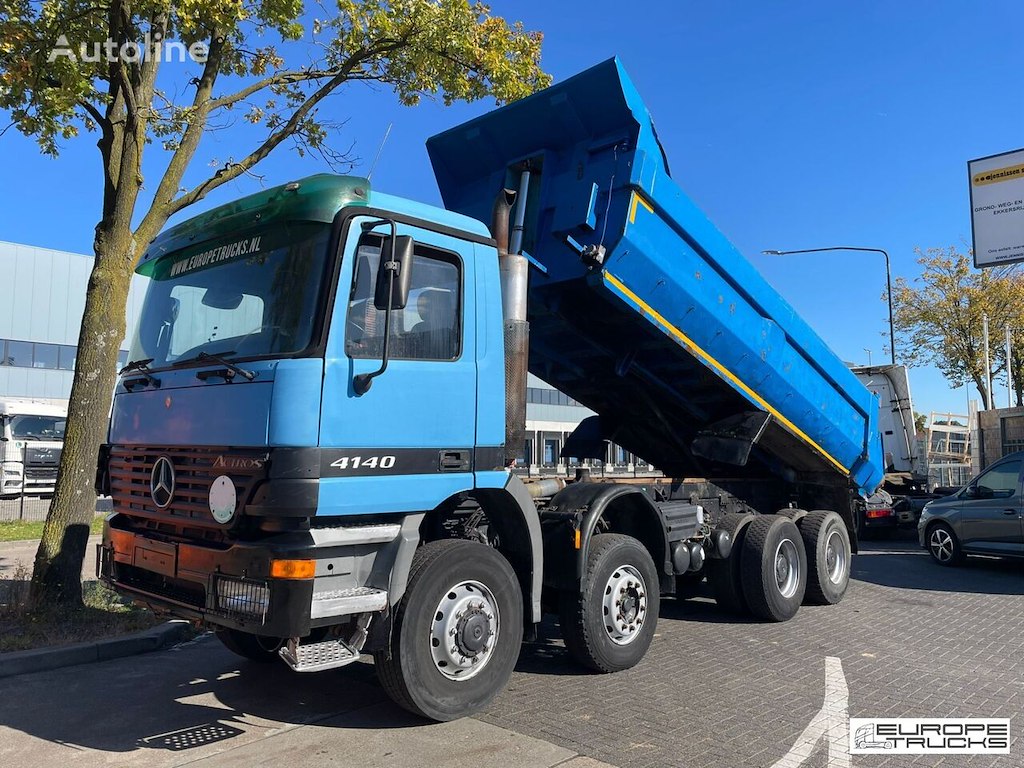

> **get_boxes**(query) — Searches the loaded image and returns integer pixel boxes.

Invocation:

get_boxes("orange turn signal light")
[269,559,316,579]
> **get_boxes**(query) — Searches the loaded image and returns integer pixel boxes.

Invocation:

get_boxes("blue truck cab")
[99,59,882,722]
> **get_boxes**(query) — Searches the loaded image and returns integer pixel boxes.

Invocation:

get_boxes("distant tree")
[0,0,549,609]
[892,247,1024,410]
[913,411,927,435]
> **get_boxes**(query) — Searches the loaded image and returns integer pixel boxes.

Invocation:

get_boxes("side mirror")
[963,484,977,499]
[373,235,414,311]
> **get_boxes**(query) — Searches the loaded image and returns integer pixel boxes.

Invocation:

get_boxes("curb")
[0,619,192,679]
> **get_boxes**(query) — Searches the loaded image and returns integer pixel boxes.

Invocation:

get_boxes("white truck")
[0,399,67,497]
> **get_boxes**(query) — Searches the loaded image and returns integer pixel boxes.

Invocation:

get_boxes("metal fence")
[0,490,55,522]
[0,491,112,523]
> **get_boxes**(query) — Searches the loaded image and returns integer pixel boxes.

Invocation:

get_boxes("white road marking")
[769,656,851,768]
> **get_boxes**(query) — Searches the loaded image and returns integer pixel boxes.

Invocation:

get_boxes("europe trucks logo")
[849,718,1009,754]
[169,236,262,277]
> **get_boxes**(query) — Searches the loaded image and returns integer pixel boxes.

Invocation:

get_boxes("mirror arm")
[354,222,398,395]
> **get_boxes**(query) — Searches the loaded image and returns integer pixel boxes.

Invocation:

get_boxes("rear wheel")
[374,539,523,721]
[216,629,283,662]
[799,511,851,605]
[740,516,807,621]
[926,522,964,566]
[708,513,754,615]
[559,534,660,673]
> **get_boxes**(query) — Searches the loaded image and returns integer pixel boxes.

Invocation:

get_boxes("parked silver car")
[918,452,1024,565]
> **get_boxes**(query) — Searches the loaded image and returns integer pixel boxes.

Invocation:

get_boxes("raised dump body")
[428,58,883,496]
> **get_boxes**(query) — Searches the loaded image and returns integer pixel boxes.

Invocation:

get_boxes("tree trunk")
[30,224,136,609]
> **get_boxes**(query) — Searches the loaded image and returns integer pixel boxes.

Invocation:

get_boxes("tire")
[799,511,851,605]
[559,533,660,673]
[740,516,807,622]
[707,513,754,615]
[215,629,284,662]
[775,508,808,523]
[374,539,523,721]
[926,522,964,566]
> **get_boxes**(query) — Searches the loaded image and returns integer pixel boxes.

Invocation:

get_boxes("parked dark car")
[918,452,1024,565]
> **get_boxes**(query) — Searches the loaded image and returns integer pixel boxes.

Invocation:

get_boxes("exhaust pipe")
[491,188,530,467]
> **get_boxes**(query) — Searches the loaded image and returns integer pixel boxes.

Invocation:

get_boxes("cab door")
[318,215,478,517]
[960,458,1024,556]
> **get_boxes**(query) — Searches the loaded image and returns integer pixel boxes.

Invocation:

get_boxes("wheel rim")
[774,538,801,598]
[429,580,499,681]
[929,527,954,562]
[601,564,648,645]
[824,529,847,585]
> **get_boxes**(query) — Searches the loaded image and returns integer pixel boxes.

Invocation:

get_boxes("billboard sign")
[969,148,1024,268]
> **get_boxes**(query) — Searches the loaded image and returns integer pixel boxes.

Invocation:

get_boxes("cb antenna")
[366,122,393,181]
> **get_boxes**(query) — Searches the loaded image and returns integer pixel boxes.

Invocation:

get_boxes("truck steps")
[280,636,360,672]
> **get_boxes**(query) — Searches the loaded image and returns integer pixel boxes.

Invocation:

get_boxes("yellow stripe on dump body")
[603,271,850,475]
[628,192,655,224]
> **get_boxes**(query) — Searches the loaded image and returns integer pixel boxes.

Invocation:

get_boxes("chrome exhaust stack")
[491,187,530,468]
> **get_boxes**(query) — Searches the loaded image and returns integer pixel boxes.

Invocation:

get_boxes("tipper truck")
[98,59,883,721]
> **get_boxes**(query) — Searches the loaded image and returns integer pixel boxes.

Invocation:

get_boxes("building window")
[58,345,77,371]
[32,343,59,369]
[3,340,33,367]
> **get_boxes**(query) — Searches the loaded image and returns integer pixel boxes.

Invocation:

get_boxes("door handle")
[438,449,470,472]
[1002,509,1018,516]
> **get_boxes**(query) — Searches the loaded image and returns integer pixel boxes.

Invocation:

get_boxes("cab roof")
[136,174,491,275]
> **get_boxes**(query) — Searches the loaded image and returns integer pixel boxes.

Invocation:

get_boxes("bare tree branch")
[164,68,355,217]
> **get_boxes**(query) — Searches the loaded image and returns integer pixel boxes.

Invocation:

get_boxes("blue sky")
[2,0,1022,417]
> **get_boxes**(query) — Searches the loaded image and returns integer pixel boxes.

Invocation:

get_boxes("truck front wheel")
[374,539,523,721]
[559,533,660,673]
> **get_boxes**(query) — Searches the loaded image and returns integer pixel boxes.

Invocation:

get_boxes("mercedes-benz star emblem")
[150,456,175,509]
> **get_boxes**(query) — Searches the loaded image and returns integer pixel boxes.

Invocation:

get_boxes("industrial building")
[0,240,146,402]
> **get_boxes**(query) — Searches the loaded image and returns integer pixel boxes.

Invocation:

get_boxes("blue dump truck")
[98,59,883,721]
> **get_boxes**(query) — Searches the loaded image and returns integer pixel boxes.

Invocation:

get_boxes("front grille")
[24,466,58,480]
[108,446,268,530]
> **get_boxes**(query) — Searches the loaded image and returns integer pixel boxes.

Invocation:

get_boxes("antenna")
[366,122,393,181]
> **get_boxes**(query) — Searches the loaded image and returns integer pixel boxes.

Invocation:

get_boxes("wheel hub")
[773,538,801,598]
[429,580,499,681]
[455,609,489,655]
[601,565,648,646]
[824,529,847,584]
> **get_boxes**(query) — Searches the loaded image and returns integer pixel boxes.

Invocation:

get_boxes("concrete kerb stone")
[0,619,191,679]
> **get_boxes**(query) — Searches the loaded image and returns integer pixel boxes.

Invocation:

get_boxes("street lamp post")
[762,246,895,365]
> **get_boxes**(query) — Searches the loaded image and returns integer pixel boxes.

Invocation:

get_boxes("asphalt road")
[0,532,1020,768]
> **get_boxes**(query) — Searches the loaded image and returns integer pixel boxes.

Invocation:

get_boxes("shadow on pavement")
[852,534,1023,595]
[0,637,427,755]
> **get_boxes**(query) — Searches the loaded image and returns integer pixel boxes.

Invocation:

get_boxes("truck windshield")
[129,223,331,369]
[10,415,66,440]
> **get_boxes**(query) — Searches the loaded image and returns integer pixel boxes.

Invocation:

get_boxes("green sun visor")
[136,174,370,276]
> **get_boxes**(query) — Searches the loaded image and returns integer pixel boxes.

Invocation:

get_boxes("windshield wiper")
[119,357,160,388]
[176,350,255,382]
[119,357,154,375]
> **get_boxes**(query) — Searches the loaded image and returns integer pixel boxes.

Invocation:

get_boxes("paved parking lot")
[482,532,1023,767]
[0,532,1020,767]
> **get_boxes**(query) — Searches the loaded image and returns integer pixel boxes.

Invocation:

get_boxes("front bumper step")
[311,586,388,619]
[281,637,360,672]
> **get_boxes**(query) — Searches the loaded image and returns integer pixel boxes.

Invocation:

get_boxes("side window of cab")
[345,236,461,361]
